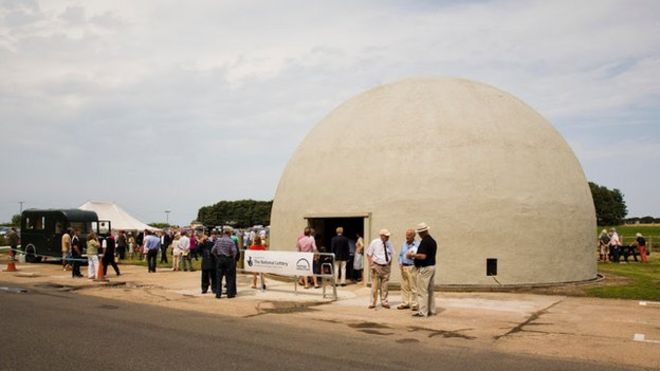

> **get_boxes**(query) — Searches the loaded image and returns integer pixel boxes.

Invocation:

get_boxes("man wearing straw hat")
[408,222,437,317]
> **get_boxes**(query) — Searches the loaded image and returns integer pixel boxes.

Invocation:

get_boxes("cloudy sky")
[1,0,659,226]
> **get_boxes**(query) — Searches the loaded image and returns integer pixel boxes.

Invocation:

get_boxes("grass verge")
[587,253,660,301]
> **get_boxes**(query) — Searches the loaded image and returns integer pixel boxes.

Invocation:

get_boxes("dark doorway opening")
[306,217,365,252]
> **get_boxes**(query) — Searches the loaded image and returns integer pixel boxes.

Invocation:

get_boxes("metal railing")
[293,252,337,300]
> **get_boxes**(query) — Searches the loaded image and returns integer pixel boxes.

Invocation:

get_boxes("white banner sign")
[243,250,314,276]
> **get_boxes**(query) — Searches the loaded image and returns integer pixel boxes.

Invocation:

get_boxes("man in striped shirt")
[212,228,238,299]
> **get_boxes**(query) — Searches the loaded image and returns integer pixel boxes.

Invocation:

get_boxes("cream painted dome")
[270,77,596,286]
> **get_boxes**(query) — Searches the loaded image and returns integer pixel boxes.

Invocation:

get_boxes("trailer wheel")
[25,244,42,263]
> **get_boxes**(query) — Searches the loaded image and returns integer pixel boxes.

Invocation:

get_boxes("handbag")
[353,252,364,270]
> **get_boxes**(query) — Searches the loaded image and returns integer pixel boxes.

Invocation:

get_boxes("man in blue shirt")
[398,228,418,311]
[144,230,161,273]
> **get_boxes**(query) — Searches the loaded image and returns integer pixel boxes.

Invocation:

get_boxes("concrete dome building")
[270,77,596,286]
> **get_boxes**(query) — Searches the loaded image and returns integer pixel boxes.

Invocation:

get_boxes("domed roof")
[271,77,596,285]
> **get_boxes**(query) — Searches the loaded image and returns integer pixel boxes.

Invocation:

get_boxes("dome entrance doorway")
[305,214,369,252]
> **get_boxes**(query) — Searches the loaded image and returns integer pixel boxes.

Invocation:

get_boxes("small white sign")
[243,250,314,276]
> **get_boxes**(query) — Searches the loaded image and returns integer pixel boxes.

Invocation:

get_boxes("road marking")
[639,301,660,306]
[0,286,28,293]
[633,333,660,344]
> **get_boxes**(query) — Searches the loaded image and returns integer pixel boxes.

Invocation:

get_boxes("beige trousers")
[400,265,418,308]
[370,263,390,305]
[416,266,436,316]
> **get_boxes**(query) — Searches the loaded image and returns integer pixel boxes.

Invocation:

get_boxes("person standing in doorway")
[71,228,83,278]
[353,233,364,282]
[398,228,418,311]
[347,237,356,283]
[366,229,394,309]
[144,230,161,273]
[331,227,350,286]
[408,222,437,317]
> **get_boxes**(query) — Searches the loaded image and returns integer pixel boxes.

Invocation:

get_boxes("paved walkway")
[2,260,659,369]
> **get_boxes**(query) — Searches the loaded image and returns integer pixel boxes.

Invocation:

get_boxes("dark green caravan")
[20,209,111,262]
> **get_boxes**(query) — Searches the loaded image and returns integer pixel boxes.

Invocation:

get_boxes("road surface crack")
[494,299,562,340]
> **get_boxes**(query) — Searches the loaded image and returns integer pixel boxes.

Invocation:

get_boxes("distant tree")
[197,200,273,228]
[589,182,628,226]
[624,217,640,224]
[639,216,655,224]
[11,214,21,226]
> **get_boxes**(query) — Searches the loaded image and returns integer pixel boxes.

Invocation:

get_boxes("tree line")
[197,199,273,228]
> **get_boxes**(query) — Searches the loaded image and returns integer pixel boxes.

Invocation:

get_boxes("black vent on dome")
[486,259,498,276]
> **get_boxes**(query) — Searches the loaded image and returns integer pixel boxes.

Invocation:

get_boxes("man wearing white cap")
[407,222,437,317]
[366,229,394,309]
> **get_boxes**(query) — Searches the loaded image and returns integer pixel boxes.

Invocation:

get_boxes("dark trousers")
[147,249,158,272]
[215,256,236,298]
[202,268,218,294]
[102,255,120,275]
[160,245,168,263]
[347,255,355,281]
[117,247,126,260]
[71,254,82,277]
[610,246,621,263]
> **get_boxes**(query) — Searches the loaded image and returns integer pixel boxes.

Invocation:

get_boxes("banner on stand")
[243,250,314,276]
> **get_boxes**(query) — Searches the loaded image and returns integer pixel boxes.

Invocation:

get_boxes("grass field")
[588,253,660,301]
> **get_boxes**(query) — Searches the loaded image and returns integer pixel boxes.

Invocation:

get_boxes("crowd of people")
[58,226,265,299]
[598,228,650,263]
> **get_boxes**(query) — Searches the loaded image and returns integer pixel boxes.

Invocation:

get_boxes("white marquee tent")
[79,201,157,231]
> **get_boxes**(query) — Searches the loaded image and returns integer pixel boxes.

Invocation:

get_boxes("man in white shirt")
[608,228,621,263]
[179,231,192,271]
[366,229,394,309]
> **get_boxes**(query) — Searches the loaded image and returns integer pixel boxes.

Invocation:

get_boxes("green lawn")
[587,253,660,301]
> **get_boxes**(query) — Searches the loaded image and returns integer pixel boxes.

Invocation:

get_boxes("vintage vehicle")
[20,209,111,262]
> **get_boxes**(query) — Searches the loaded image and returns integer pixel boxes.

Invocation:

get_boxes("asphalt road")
[0,282,637,371]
